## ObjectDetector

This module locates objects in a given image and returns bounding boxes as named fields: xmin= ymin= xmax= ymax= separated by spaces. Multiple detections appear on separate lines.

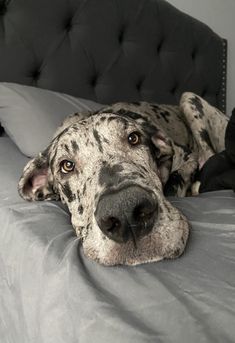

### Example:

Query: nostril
xmin=133 ymin=200 xmax=158 ymax=234
xmin=99 ymin=216 xmax=129 ymax=243
xmin=134 ymin=202 xmax=156 ymax=221
xmin=100 ymin=216 xmax=121 ymax=234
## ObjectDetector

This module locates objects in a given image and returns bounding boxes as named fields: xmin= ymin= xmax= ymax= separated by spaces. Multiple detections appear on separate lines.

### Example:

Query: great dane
xmin=18 ymin=92 xmax=228 ymax=266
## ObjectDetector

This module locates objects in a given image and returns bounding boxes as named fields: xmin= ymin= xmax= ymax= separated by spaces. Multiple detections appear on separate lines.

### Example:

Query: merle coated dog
xmin=18 ymin=92 xmax=228 ymax=265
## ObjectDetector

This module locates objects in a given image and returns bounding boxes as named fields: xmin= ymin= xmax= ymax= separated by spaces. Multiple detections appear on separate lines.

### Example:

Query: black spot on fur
xmin=93 ymin=129 xmax=103 ymax=153
xmin=145 ymin=138 xmax=160 ymax=163
xmin=82 ymin=183 xmax=87 ymax=195
xmin=151 ymin=104 xmax=161 ymax=112
xmin=103 ymin=137 xmax=110 ymax=144
xmin=172 ymin=248 xmax=181 ymax=258
xmin=138 ymin=122 xmax=161 ymax=161
xmin=99 ymin=164 xmax=124 ymax=187
xmin=190 ymin=96 xmax=204 ymax=118
xmin=78 ymin=205 xmax=84 ymax=214
xmin=71 ymin=140 xmax=79 ymax=153
xmin=131 ymin=102 xmax=141 ymax=106
xmin=41 ymin=146 xmax=50 ymax=158
xmin=159 ymin=111 xmax=170 ymax=123
xmin=35 ymin=191 xmax=44 ymax=200
xmin=141 ymin=121 xmax=157 ymax=136
xmin=114 ymin=109 xmax=127 ymax=116
xmin=140 ymin=124 xmax=158 ymax=150
xmin=107 ymin=116 xmax=119 ymax=123
xmin=124 ymin=172 xmax=144 ymax=180
xmin=62 ymin=182 xmax=76 ymax=202
xmin=140 ymin=165 xmax=148 ymax=173
xmin=53 ymin=127 xmax=69 ymax=143
xmin=175 ymin=143 xmax=191 ymax=161
xmin=64 ymin=144 xmax=70 ymax=153
xmin=113 ymin=116 xmax=129 ymax=130
xmin=164 ymin=171 xmax=184 ymax=196
xmin=115 ymin=109 xmax=144 ymax=120
xmin=99 ymin=116 xmax=107 ymax=121
xmin=49 ymin=152 xmax=57 ymax=174
xmin=71 ymin=125 xmax=79 ymax=131
xmin=190 ymin=167 xmax=200 ymax=185
xmin=199 ymin=129 xmax=213 ymax=148
xmin=99 ymin=109 xmax=115 ymax=114
xmin=34 ymin=157 xmax=47 ymax=169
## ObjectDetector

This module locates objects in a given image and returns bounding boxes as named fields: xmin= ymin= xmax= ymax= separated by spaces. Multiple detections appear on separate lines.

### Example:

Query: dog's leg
xmin=180 ymin=92 xmax=228 ymax=168
xmin=164 ymin=144 xmax=199 ymax=197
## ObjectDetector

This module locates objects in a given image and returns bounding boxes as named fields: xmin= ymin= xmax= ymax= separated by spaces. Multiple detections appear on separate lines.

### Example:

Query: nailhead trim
xmin=220 ymin=39 xmax=227 ymax=113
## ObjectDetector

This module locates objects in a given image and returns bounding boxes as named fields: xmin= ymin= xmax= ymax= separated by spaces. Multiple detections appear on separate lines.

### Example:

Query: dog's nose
xmin=95 ymin=186 xmax=158 ymax=243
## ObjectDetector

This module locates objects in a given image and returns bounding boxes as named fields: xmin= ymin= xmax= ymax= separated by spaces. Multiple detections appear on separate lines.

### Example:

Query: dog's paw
xmin=191 ymin=181 xmax=201 ymax=196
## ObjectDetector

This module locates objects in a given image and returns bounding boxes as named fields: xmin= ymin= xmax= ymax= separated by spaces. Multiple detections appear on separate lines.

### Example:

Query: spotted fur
xmin=18 ymin=92 xmax=228 ymax=266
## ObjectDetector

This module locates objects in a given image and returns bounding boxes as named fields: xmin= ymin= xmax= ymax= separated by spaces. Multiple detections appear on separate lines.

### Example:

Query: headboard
xmin=0 ymin=0 xmax=227 ymax=111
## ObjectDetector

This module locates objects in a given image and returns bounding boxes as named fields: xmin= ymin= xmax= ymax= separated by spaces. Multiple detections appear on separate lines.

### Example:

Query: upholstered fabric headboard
xmin=0 ymin=0 xmax=227 ymax=111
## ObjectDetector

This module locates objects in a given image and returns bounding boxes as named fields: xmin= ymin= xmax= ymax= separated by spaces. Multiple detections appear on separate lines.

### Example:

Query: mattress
xmin=0 ymin=135 xmax=235 ymax=343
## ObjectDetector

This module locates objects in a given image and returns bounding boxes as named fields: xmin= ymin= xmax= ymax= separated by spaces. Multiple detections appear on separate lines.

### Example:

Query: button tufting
xmin=191 ymin=49 xmax=197 ymax=60
xmin=64 ymin=18 xmax=73 ymax=32
xmin=91 ymin=75 xmax=98 ymax=87
xmin=136 ymin=81 xmax=143 ymax=91
xmin=118 ymin=28 xmax=125 ymax=43
xmin=157 ymin=40 xmax=163 ymax=53
xmin=32 ymin=69 xmax=41 ymax=80
xmin=0 ymin=0 xmax=226 ymax=114
xmin=201 ymin=90 xmax=207 ymax=97
xmin=171 ymin=85 xmax=178 ymax=94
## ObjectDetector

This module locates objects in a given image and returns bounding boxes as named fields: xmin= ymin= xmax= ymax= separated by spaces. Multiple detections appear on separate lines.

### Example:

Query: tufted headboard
xmin=0 ymin=0 xmax=227 ymax=111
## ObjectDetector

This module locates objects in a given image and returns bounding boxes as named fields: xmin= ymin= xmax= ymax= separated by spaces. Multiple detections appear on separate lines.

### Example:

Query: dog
xmin=18 ymin=92 xmax=228 ymax=266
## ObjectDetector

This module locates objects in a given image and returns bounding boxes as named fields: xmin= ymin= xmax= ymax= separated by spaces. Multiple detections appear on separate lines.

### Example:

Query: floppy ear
xmin=18 ymin=148 xmax=59 ymax=201
xmin=151 ymin=129 xmax=174 ymax=185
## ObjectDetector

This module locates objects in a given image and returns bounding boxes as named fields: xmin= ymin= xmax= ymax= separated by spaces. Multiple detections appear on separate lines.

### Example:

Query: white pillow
xmin=0 ymin=83 xmax=104 ymax=157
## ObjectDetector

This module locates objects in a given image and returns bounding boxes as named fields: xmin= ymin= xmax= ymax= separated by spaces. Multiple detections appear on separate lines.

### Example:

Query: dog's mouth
xmin=82 ymin=190 xmax=190 ymax=266
xmin=83 ymin=218 xmax=189 ymax=266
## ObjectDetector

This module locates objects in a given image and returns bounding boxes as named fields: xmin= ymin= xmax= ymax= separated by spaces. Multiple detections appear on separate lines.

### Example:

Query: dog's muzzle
xmin=95 ymin=185 xmax=158 ymax=244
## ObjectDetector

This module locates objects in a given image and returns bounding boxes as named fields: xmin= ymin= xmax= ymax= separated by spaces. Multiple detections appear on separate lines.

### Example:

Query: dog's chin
xmin=81 ymin=211 xmax=190 ymax=266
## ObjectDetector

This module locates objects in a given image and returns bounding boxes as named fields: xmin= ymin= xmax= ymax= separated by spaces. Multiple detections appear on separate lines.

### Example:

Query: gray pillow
xmin=0 ymin=83 xmax=104 ymax=157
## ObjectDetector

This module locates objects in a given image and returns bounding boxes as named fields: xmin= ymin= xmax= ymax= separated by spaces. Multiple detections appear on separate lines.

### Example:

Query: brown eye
xmin=60 ymin=160 xmax=75 ymax=174
xmin=128 ymin=131 xmax=141 ymax=146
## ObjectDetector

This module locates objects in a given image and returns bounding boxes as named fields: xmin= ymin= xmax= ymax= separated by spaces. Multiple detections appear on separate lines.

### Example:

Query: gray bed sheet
xmin=0 ymin=135 xmax=235 ymax=343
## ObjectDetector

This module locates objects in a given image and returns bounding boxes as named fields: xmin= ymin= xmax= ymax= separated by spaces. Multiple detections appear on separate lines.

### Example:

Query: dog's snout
xmin=95 ymin=186 xmax=158 ymax=243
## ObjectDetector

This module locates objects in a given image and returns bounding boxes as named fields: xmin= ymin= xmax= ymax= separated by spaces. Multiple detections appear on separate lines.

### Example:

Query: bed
xmin=0 ymin=0 xmax=234 ymax=342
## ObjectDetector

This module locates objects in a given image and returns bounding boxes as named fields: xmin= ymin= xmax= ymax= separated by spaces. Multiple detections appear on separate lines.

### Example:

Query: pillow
xmin=0 ymin=83 xmax=104 ymax=157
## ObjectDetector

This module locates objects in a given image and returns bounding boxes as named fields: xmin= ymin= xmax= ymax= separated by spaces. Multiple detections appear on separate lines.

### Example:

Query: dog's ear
xmin=18 ymin=147 xmax=59 ymax=201
xmin=151 ymin=129 xmax=174 ymax=185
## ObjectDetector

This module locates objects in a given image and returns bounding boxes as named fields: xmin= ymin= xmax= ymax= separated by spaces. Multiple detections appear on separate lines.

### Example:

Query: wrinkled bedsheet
xmin=0 ymin=136 xmax=235 ymax=343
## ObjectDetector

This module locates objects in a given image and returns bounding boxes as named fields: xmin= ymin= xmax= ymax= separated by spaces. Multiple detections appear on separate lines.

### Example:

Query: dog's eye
xmin=128 ymin=131 xmax=141 ymax=146
xmin=60 ymin=160 xmax=75 ymax=174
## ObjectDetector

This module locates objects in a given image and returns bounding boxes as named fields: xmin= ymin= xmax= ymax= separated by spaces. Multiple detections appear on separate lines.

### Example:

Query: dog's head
xmin=18 ymin=113 xmax=189 ymax=266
